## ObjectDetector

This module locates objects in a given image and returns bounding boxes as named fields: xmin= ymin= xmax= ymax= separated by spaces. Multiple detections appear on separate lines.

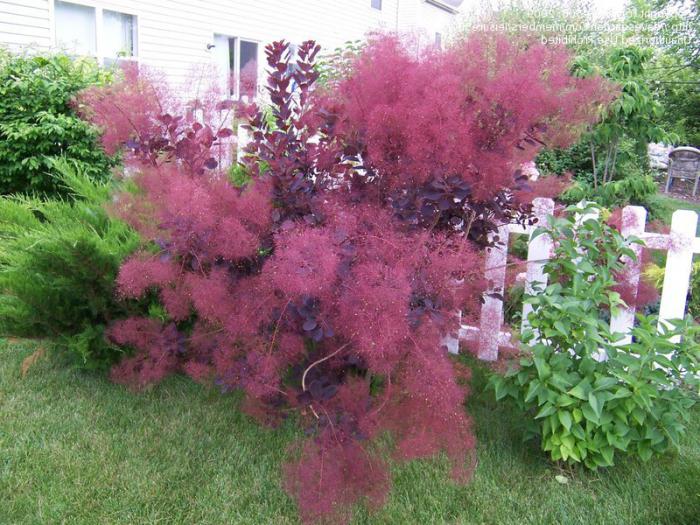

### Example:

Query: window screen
xmin=103 ymin=10 xmax=136 ymax=60
xmin=239 ymin=40 xmax=258 ymax=98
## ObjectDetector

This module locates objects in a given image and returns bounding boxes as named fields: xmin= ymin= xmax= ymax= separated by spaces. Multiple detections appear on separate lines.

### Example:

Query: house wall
xmin=0 ymin=0 xmax=51 ymax=49
xmin=0 ymin=0 xmax=459 ymax=88
xmin=418 ymin=1 xmax=458 ymax=43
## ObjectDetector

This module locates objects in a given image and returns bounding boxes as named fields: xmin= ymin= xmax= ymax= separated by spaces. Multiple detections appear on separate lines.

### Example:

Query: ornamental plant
xmin=76 ymin=61 xmax=236 ymax=176
xmin=0 ymin=51 xmax=116 ymax=195
xmin=311 ymin=33 xmax=612 ymax=245
xmin=0 ymin=161 xmax=141 ymax=369
xmin=80 ymin=33 xmax=610 ymax=523
xmin=492 ymin=204 xmax=700 ymax=469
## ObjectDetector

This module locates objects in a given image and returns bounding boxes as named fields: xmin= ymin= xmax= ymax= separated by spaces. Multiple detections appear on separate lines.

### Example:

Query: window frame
xmin=102 ymin=8 xmax=138 ymax=62
xmin=51 ymin=0 xmax=138 ymax=64
xmin=212 ymin=33 xmax=260 ymax=101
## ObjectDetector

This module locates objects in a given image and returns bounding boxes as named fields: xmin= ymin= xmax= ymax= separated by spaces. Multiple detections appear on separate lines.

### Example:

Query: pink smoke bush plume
xmin=78 ymin=33 xmax=613 ymax=524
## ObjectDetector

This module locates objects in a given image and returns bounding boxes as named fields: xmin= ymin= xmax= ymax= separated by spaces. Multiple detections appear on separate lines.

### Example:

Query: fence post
xmin=443 ymin=311 xmax=461 ymax=355
xmin=521 ymin=198 xmax=554 ymax=333
xmin=478 ymin=224 xmax=510 ymax=361
xmin=658 ymin=210 xmax=698 ymax=341
xmin=610 ymin=205 xmax=647 ymax=344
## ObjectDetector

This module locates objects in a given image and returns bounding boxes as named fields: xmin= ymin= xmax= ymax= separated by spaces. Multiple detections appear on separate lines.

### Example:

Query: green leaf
xmin=582 ymin=403 xmax=599 ymax=424
xmin=555 ymin=474 xmax=569 ymax=484
xmin=492 ymin=378 xmax=508 ymax=401
xmin=638 ymin=442 xmax=653 ymax=462
xmin=600 ymin=446 xmax=614 ymax=465
xmin=525 ymin=380 xmax=541 ymax=403
xmin=554 ymin=320 xmax=568 ymax=334
xmin=568 ymin=380 xmax=590 ymax=400
xmin=631 ymin=408 xmax=645 ymax=426
xmin=535 ymin=404 xmax=556 ymax=419
xmin=588 ymin=392 xmax=604 ymax=420
xmin=571 ymin=423 xmax=585 ymax=440
xmin=593 ymin=377 xmax=618 ymax=391
xmin=534 ymin=357 xmax=551 ymax=380
xmin=558 ymin=410 xmax=573 ymax=431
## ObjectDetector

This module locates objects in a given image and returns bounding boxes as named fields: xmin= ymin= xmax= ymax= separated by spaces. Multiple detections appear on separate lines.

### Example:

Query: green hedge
xmin=0 ymin=51 xmax=116 ymax=196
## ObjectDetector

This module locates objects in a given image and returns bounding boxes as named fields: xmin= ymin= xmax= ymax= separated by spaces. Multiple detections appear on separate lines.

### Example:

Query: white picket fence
xmin=445 ymin=198 xmax=700 ymax=360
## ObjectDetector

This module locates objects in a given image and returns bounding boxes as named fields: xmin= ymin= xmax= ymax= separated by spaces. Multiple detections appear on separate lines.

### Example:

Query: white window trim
xmin=51 ymin=0 xmax=139 ymax=63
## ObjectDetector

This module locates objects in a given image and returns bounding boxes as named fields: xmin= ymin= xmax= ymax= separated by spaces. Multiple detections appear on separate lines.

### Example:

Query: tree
xmin=584 ymin=46 xmax=671 ymax=188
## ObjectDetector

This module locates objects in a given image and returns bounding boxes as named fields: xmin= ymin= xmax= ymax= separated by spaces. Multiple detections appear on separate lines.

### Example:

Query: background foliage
xmin=0 ymin=51 xmax=116 ymax=196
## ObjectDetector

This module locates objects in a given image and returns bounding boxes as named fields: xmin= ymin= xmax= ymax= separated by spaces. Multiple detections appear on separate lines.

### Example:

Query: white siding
xmin=427 ymin=2 xmax=458 ymax=32
xmin=0 ymin=0 xmax=51 ymax=50
xmin=395 ymin=0 xmax=458 ymax=46
xmin=1 ymin=0 xmax=458 ymax=87
xmin=416 ymin=1 xmax=458 ymax=44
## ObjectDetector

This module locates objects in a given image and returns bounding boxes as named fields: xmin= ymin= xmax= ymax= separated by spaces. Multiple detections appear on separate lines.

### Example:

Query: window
xmin=213 ymin=34 xmax=259 ymax=100
xmin=239 ymin=40 xmax=258 ymax=98
xmin=55 ymin=1 xmax=96 ymax=56
xmin=371 ymin=0 xmax=382 ymax=10
xmin=54 ymin=1 xmax=137 ymax=63
xmin=103 ymin=10 xmax=136 ymax=61
xmin=435 ymin=32 xmax=442 ymax=48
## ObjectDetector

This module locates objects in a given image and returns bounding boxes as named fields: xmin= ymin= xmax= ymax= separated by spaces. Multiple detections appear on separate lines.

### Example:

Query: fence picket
xmin=477 ymin=224 xmax=510 ymax=360
xmin=521 ymin=198 xmax=554 ymax=334
xmin=610 ymin=205 xmax=647 ymax=345
xmin=453 ymin=199 xmax=699 ymax=360
xmin=657 ymin=210 xmax=698 ymax=342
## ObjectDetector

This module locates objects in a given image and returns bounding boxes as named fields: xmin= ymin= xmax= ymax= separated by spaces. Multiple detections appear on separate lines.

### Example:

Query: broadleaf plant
xmin=491 ymin=204 xmax=700 ymax=468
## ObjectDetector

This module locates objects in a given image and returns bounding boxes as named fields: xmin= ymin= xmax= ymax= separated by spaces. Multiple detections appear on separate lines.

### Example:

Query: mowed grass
xmin=1 ymin=339 xmax=699 ymax=525
xmin=654 ymin=195 xmax=700 ymax=235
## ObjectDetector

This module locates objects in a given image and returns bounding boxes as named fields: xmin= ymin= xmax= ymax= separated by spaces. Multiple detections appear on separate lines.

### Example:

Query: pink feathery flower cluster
xmin=329 ymin=33 xmax=612 ymax=201
xmin=88 ymin=32 xmax=613 ymax=525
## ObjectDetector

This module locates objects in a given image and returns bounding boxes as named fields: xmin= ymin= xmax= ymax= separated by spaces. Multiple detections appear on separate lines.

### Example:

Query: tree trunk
xmin=590 ymin=140 xmax=598 ymax=190
xmin=607 ymin=140 xmax=620 ymax=183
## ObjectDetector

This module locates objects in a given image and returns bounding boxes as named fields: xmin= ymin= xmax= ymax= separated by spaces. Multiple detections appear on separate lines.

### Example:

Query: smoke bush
xmin=317 ymin=33 xmax=613 ymax=245
xmin=76 ymin=62 xmax=236 ymax=175
xmin=84 ymin=33 xmax=611 ymax=523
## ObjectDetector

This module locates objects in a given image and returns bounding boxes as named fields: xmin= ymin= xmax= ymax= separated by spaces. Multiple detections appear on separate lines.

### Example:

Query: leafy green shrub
xmin=0 ymin=161 xmax=140 ymax=369
xmin=491 ymin=204 xmax=699 ymax=468
xmin=0 ymin=51 xmax=116 ymax=196
xmin=536 ymin=142 xmax=593 ymax=180
xmin=560 ymin=172 xmax=659 ymax=212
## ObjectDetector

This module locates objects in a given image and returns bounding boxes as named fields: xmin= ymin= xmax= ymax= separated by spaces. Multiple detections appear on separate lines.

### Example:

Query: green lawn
xmin=654 ymin=195 xmax=700 ymax=236
xmin=1 ymin=339 xmax=699 ymax=525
